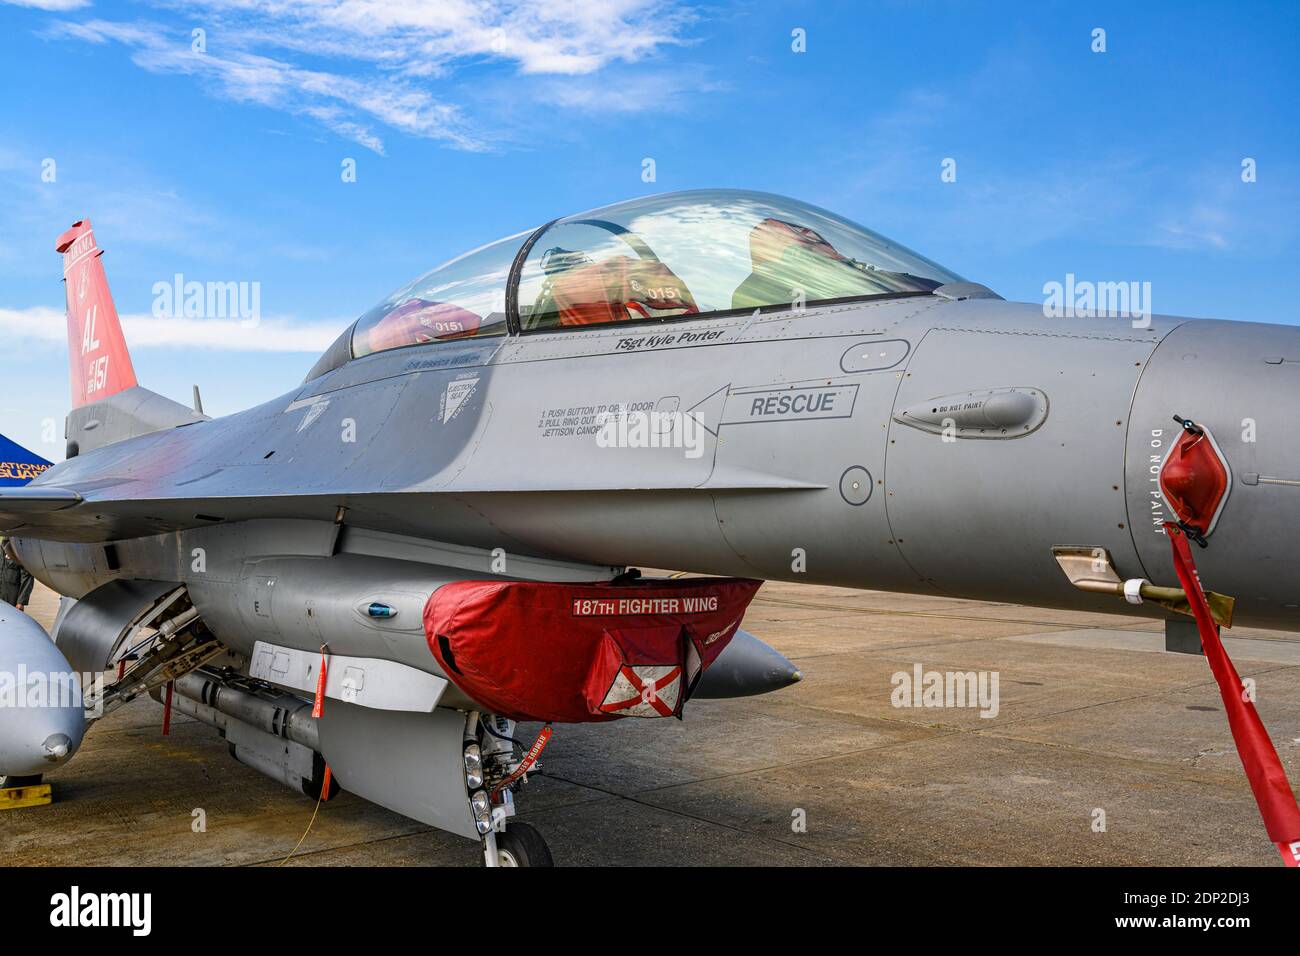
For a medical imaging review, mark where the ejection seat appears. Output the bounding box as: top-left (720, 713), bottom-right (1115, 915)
top-left (540, 253), bottom-right (699, 327)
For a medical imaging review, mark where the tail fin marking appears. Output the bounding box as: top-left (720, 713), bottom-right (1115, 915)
top-left (55, 219), bottom-right (138, 408)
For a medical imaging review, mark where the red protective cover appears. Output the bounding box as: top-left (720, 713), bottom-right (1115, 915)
top-left (1159, 426), bottom-right (1230, 536)
top-left (424, 577), bottom-right (762, 722)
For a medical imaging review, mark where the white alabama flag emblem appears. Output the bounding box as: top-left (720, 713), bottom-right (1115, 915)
top-left (598, 664), bottom-right (682, 718)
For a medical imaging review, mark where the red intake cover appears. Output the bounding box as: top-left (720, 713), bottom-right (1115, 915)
top-left (424, 577), bottom-right (762, 722)
top-left (1159, 425), bottom-right (1231, 537)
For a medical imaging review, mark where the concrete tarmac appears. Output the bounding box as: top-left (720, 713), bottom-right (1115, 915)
top-left (5, 580), bottom-right (1299, 866)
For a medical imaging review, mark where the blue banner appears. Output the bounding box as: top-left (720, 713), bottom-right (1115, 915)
top-left (0, 433), bottom-right (53, 487)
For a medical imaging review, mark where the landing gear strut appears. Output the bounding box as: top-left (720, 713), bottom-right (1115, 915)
top-left (466, 712), bottom-right (555, 867)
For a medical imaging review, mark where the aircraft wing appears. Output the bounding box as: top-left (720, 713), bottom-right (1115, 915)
top-left (0, 485), bottom-right (83, 514)
top-left (0, 485), bottom-right (329, 542)
top-left (0, 478), bottom-right (821, 544)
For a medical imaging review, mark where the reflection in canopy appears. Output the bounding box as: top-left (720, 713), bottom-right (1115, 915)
top-left (362, 299), bottom-right (483, 352)
top-left (335, 190), bottom-right (962, 368)
top-left (516, 191), bottom-right (961, 331)
top-left (351, 230), bottom-right (526, 359)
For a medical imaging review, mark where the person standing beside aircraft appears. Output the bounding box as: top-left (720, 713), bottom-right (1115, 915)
top-left (0, 538), bottom-right (34, 612)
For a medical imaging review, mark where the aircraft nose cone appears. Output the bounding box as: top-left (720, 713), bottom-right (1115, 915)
top-left (43, 733), bottom-right (72, 761)
top-left (0, 725), bottom-right (82, 776)
top-left (0, 714), bottom-right (85, 775)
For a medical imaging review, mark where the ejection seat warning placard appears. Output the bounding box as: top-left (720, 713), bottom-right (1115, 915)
top-left (536, 401), bottom-right (656, 438)
top-left (721, 384), bottom-right (858, 425)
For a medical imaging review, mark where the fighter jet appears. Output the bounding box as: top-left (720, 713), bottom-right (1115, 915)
top-left (1, 189), bottom-right (1296, 866)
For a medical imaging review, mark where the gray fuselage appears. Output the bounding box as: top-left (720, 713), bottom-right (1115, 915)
top-left (13, 292), bottom-right (1300, 646)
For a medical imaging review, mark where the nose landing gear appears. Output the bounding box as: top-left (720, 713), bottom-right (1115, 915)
top-left (466, 712), bottom-right (555, 867)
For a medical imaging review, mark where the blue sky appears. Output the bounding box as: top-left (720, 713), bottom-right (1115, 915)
top-left (1, 0), bottom-right (1297, 459)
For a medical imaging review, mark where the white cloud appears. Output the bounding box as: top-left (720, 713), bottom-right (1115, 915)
top-left (531, 67), bottom-right (728, 114)
top-left (0, 306), bottom-right (66, 344)
top-left (1, 0), bottom-right (89, 10)
top-left (48, 19), bottom-right (479, 153)
top-left (182, 0), bottom-right (695, 76)
top-left (41, 1), bottom-right (698, 153)
top-left (0, 305), bottom-right (343, 352)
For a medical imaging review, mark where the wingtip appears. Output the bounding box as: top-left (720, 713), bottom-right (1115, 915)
top-left (0, 486), bottom-right (82, 513)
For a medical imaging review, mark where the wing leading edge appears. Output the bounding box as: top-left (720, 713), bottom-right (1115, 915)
top-left (0, 486), bottom-right (83, 513)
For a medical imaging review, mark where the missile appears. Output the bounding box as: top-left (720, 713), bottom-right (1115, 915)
top-left (692, 629), bottom-right (802, 699)
top-left (153, 669), bottom-right (334, 798)
top-left (166, 670), bottom-right (319, 751)
top-left (0, 601), bottom-right (86, 778)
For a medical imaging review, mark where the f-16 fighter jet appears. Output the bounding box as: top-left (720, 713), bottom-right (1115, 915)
top-left (1, 190), bottom-right (1296, 865)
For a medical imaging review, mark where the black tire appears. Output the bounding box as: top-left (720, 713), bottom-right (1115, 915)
top-left (0, 774), bottom-right (43, 789)
top-left (489, 822), bottom-right (554, 867)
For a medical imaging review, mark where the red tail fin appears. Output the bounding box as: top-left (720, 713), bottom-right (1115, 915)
top-left (55, 219), bottom-right (138, 408)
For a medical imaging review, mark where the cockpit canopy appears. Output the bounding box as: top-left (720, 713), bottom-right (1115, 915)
top-left (312, 190), bottom-right (962, 377)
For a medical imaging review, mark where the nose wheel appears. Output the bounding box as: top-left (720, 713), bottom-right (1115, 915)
top-left (484, 822), bottom-right (553, 867)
